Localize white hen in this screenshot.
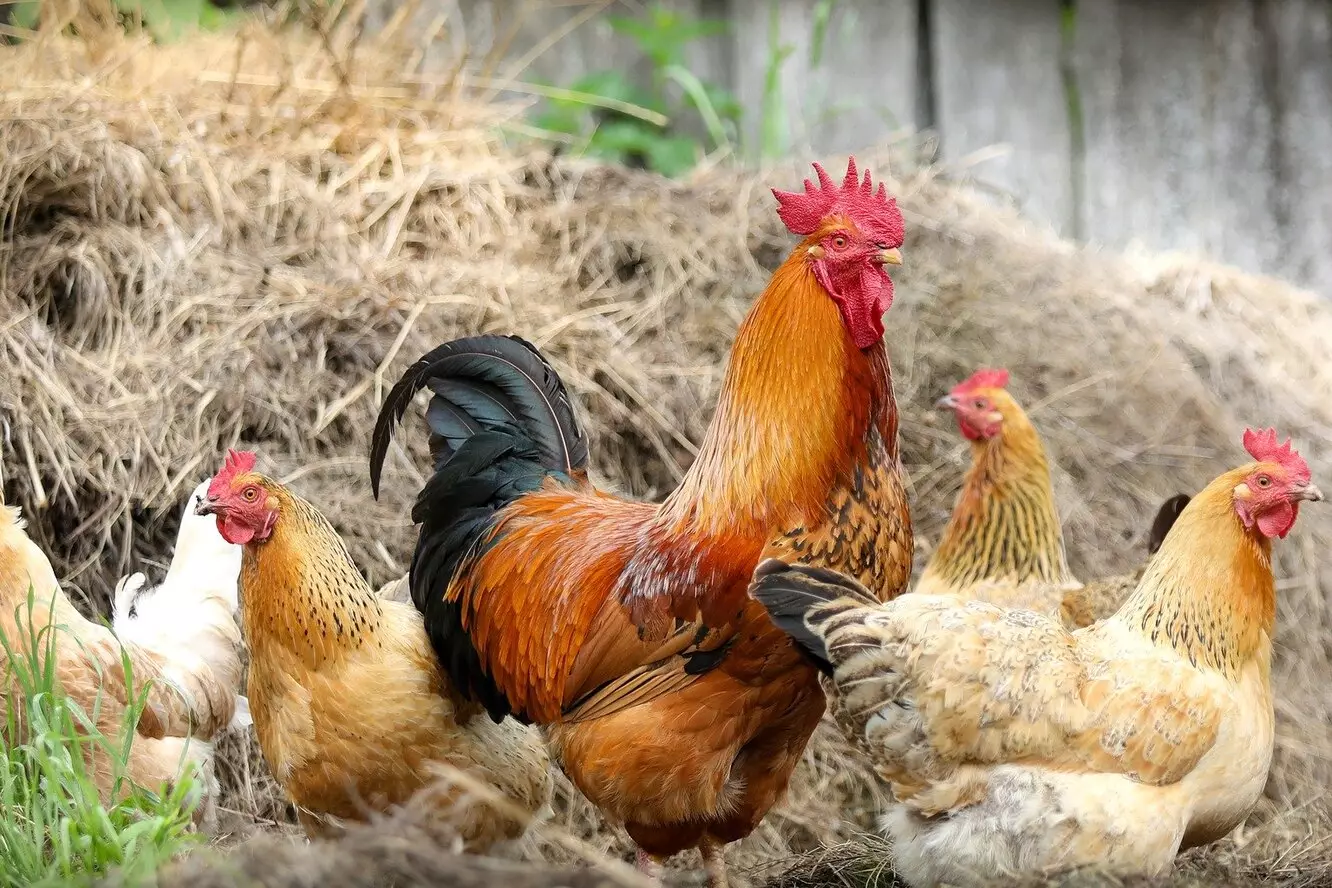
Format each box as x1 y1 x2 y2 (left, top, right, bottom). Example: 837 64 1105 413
0 490 240 828
112 478 250 830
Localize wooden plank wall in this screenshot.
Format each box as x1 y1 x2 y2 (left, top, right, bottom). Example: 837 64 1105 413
367 0 1332 295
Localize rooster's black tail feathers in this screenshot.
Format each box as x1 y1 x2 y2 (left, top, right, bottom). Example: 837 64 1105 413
369 334 587 499
368 334 589 724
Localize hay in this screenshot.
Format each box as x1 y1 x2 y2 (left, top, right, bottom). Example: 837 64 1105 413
766 804 1332 888
0 15 1329 888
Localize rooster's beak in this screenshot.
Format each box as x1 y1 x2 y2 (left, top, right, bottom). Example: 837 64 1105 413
195 497 220 517
934 394 958 411
1295 482 1325 503
876 247 903 267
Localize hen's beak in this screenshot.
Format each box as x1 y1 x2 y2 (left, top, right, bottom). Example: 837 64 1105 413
1294 482 1325 503
195 496 220 517
934 394 958 411
876 247 903 267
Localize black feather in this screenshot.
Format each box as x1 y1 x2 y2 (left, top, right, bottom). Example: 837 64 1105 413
682 638 735 676
369 334 587 498
747 559 878 677
1147 493 1191 556
368 335 591 725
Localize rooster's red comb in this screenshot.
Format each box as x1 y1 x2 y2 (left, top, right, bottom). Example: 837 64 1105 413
1243 428 1310 482
207 449 258 499
772 156 905 248
952 367 1011 396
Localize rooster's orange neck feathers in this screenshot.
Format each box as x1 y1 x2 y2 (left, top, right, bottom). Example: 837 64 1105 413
661 245 895 537
922 395 1072 590
1117 466 1276 677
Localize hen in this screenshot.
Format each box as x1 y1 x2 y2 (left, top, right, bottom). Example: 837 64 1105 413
197 450 553 848
109 478 250 830
113 478 250 733
917 368 1189 627
751 427 1322 887
369 157 914 886
0 492 239 821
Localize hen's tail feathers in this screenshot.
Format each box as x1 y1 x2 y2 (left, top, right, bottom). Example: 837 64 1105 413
1147 493 1191 556
748 559 879 676
367 335 589 724
111 572 149 629
368 334 588 499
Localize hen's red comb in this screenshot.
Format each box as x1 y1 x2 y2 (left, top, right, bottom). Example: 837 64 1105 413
952 367 1010 395
772 156 905 247
208 449 258 499
1243 428 1310 482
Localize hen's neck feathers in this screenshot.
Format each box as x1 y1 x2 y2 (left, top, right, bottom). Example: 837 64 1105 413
661 246 895 537
923 408 1073 590
240 482 383 669
163 520 242 606
1112 466 1275 677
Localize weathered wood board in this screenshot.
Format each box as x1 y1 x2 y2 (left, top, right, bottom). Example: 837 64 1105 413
361 0 1332 295
932 0 1073 233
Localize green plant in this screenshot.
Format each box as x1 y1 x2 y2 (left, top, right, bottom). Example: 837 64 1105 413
0 589 201 887
5 0 246 43
530 3 741 178
757 1 795 162
528 0 849 174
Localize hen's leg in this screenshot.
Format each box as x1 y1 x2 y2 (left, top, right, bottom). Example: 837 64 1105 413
635 848 665 881
699 837 728 888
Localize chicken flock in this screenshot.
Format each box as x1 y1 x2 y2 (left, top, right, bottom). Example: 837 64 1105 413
0 156 1322 888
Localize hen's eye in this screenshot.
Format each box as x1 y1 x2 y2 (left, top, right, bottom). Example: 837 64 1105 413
974 399 986 410
242 487 259 502
1256 475 1272 488
832 235 847 249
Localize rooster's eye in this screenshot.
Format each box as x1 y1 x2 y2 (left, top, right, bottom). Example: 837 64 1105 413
832 235 847 249
242 487 259 501
1256 475 1272 488
974 399 986 410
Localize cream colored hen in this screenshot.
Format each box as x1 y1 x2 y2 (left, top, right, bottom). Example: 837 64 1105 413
751 427 1322 887
0 491 241 822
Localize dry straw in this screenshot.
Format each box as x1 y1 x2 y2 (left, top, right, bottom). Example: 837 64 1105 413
0 6 1328 887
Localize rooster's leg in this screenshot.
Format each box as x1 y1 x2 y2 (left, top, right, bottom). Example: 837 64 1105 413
699 837 728 888
635 848 665 881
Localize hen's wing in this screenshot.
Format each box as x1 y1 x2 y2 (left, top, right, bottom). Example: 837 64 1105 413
750 561 1225 800
63 621 237 741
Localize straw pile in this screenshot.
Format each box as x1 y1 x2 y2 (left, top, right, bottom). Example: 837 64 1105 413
0 12 1329 888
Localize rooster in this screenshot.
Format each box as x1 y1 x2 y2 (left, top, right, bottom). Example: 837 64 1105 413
917 367 1189 627
751 427 1322 887
196 450 553 849
368 157 913 887
0 492 239 821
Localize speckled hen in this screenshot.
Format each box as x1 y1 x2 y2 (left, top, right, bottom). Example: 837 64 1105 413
917 367 1189 628
197 450 553 849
